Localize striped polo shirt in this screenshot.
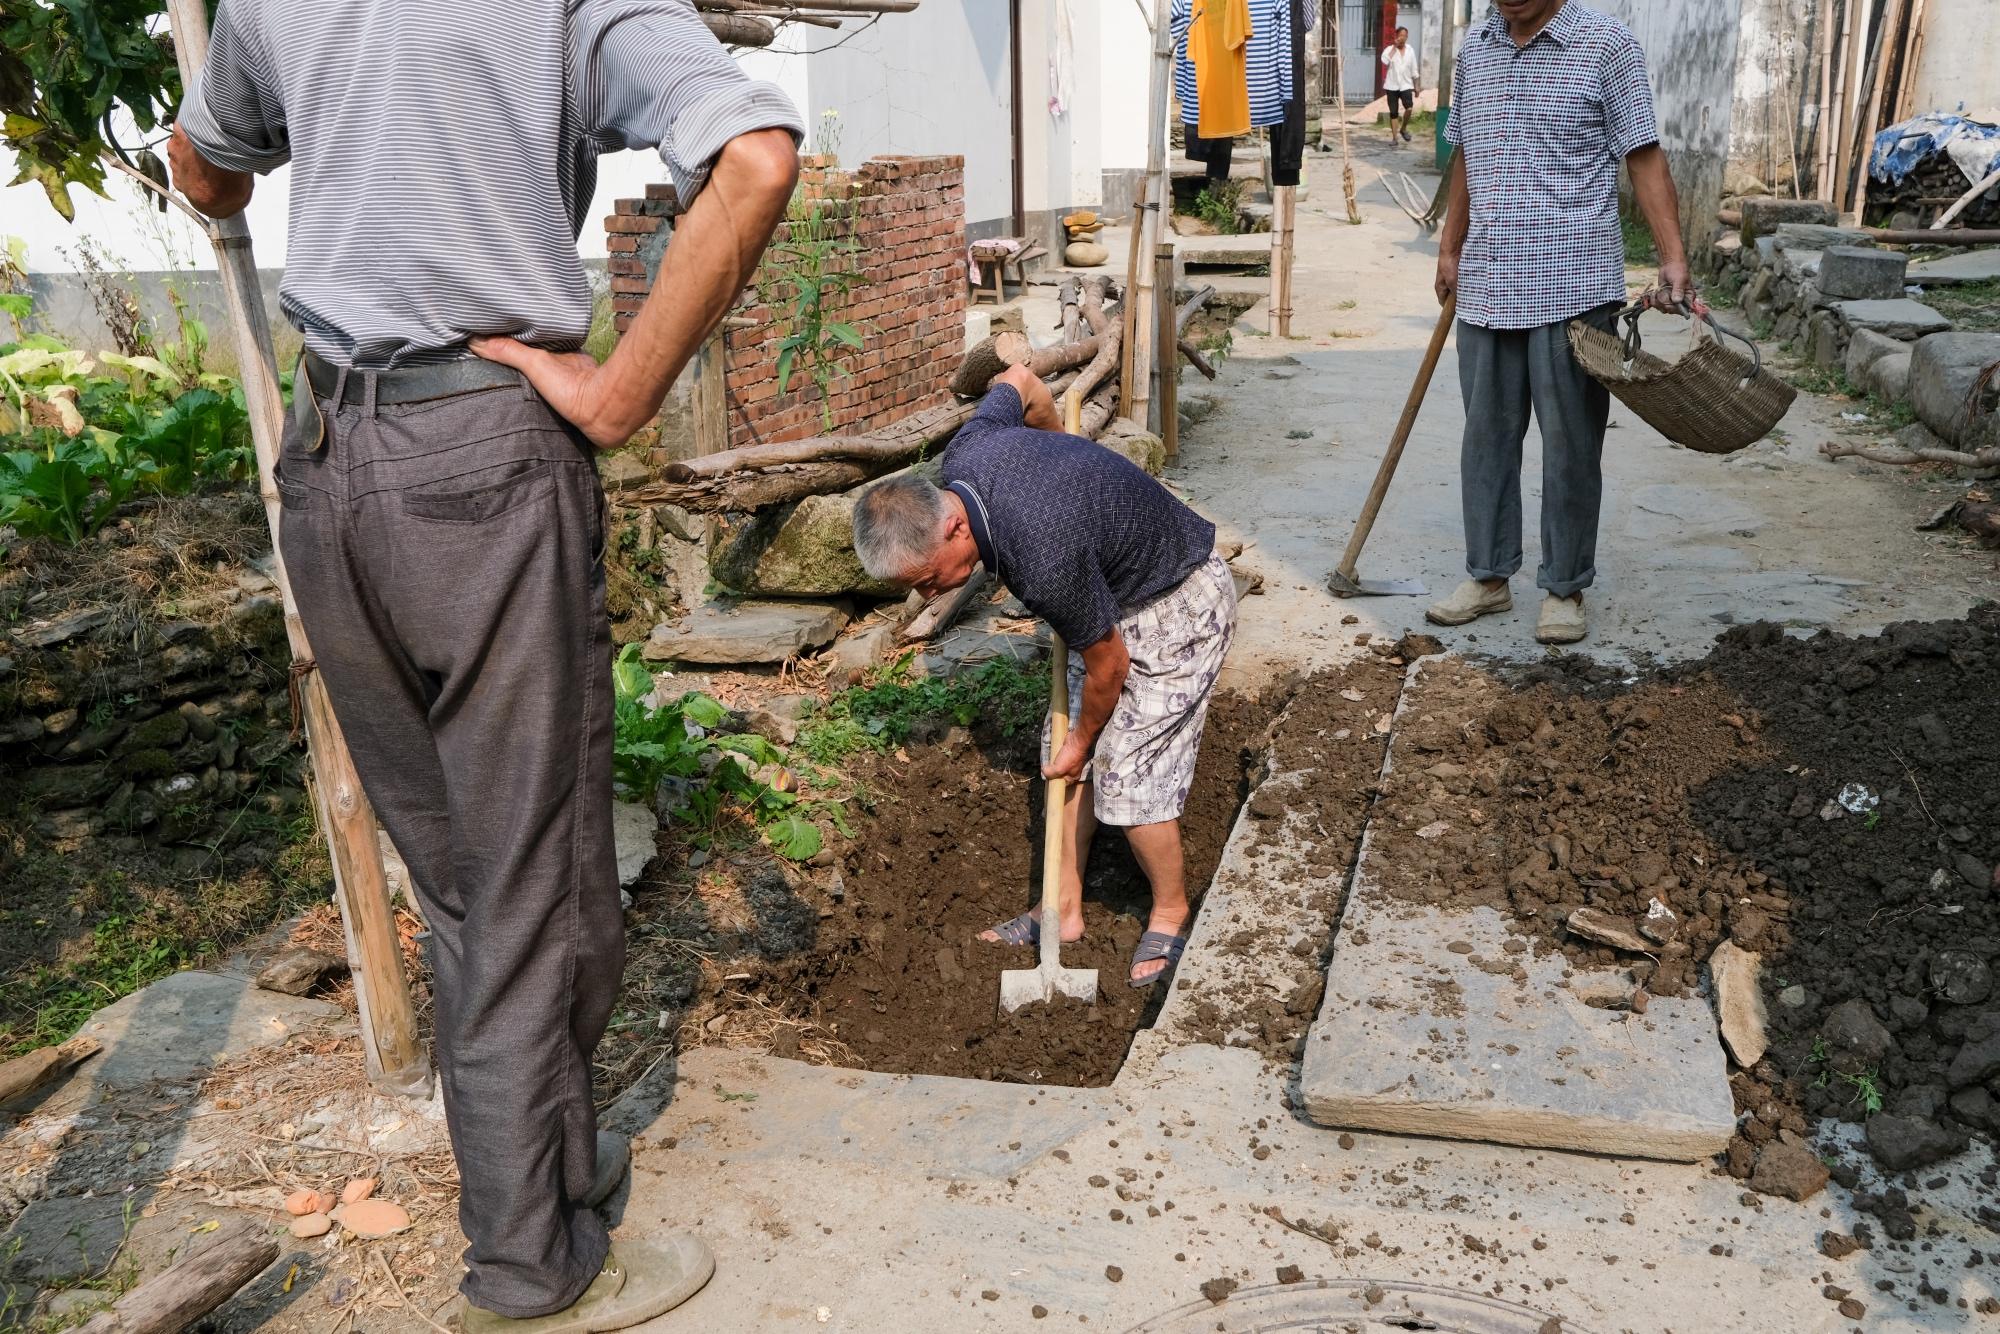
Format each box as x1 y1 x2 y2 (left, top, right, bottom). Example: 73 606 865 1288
1173 0 1317 132
1444 1 1658 330
177 0 803 369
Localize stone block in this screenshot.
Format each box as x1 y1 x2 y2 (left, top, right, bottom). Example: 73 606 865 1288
825 620 897 682
1739 196 1837 241
1817 246 1909 301
1907 248 2000 287
710 489 900 598
1807 309 1847 370
644 600 850 665
1830 298 1952 341
1753 235 1778 266
1772 222 1873 251
1909 331 2000 446
1865 351 1912 402
1099 422 1166 475
1844 327 1907 385
1776 248 1823 285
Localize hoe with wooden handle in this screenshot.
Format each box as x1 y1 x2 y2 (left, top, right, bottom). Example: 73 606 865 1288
1000 389 1101 1014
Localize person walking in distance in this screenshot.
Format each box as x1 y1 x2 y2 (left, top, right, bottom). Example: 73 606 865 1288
1427 0 1690 645
1381 26 1420 144
169 1 801 1326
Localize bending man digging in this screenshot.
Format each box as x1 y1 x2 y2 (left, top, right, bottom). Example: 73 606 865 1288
854 367 1237 989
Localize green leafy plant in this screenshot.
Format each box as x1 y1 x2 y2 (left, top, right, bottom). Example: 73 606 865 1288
1839 1069 1885 1115
611 646 833 861
123 384 253 491
0 0 185 219
796 653 1049 765
1188 180 1249 235
0 439 134 542
765 195 865 429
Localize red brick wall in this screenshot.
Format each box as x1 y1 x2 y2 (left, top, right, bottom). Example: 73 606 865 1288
607 154 967 451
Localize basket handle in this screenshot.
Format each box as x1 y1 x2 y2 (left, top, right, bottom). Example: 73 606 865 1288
1619 292 1766 380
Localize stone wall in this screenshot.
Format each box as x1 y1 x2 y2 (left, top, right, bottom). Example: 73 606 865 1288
608 155 968 453
0 572 306 859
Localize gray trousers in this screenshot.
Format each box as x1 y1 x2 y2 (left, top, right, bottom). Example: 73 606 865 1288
278 375 620 1318
1455 303 1618 596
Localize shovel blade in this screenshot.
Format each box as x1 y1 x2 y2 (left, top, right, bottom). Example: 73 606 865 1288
1326 569 1428 598
999 965 1101 1013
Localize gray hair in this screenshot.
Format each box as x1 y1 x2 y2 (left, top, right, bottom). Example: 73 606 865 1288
852 475 951 582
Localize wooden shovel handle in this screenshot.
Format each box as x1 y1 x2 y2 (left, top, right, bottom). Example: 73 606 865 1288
1039 388 1086 968
1333 293 1457 582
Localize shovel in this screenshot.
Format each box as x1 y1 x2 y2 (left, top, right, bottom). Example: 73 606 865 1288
999 628 1101 1013
1001 387 1101 1014
1325 292 1456 598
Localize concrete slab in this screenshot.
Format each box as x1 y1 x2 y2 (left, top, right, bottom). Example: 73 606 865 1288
1298 661 1735 1162
1829 297 1952 340
1907 247 2000 286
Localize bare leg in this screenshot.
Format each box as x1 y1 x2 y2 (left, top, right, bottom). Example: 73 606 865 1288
1124 819 1189 983
981 780 1096 944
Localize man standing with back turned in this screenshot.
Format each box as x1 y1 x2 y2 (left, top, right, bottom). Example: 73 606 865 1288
1427 0 1689 645
169 2 801 1327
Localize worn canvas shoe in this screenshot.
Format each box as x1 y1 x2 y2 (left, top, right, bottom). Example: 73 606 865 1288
1424 579 1512 626
458 1237 714 1334
1536 594 1587 645
584 1131 630 1209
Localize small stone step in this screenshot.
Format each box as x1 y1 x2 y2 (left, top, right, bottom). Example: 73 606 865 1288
645 600 849 665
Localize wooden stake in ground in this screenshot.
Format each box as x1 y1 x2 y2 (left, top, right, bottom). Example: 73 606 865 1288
75 1219 278 1334
1155 242 1180 462
1326 3 1363 225
1124 0 1175 430
1268 184 1296 336
163 0 429 1098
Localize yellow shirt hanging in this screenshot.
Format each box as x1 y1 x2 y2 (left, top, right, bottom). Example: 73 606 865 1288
1190 0 1252 140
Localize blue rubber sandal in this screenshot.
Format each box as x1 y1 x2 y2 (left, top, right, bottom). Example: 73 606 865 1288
1129 929 1188 989
980 911 1040 946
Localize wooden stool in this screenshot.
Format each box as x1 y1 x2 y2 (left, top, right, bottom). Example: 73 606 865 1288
969 238 1048 304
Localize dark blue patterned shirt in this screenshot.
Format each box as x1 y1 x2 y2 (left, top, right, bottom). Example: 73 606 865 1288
940 387 1216 649
1444 2 1659 329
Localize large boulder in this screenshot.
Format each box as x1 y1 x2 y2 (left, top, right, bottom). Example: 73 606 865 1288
1816 246 1908 301
1739 196 1837 242
1909 332 2000 448
1865 351 1912 402
709 489 901 598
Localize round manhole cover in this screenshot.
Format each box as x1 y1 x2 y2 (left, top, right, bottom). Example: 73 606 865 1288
1127 1279 1585 1334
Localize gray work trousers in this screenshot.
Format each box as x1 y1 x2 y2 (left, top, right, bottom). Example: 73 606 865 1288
277 374 620 1319
1455 303 1618 596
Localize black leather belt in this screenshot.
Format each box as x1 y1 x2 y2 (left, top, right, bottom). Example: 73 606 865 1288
302 350 523 406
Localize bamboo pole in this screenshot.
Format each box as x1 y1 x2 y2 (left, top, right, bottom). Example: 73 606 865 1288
1155 242 1179 462
1831 0 1873 218
1849 0 1907 223
164 0 431 1098
1823 0 1854 203
1327 0 1362 223
1897 0 1928 123
1268 185 1296 336
691 326 729 457
1124 0 1175 432
1812 0 1836 199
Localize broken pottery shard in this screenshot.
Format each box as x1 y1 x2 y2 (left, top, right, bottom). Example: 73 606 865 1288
1708 941 1769 1069
1566 907 1652 953
340 1177 378 1205
283 1189 320 1217
289 1211 333 1239
334 1199 412 1239
1639 897 1680 944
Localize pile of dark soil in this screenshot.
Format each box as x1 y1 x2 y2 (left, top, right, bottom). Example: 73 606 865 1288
790 690 1279 1085
1693 614 2000 1186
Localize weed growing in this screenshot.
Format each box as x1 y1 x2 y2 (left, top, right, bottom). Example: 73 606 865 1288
796 653 1049 766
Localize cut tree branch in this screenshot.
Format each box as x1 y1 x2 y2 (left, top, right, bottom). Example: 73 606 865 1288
1822 439 2000 469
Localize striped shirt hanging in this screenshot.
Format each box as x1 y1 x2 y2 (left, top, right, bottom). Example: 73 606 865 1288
177 0 803 369
1174 0 1315 132
1444 2 1659 330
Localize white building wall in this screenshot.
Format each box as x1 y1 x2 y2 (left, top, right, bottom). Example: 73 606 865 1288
1907 0 2000 119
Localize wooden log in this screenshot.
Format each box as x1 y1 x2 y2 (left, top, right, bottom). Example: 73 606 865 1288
0 1036 100 1109
701 12 777 44
664 399 976 480
1175 284 1216 338
1177 338 1217 380
1126 0 1174 429
692 327 729 458
1925 499 2000 545
163 0 430 1100
1269 185 1296 337
1067 279 1125 404
75 1219 278 1334
629 461 879 513
1863 227 2000 244
1823 439 2000 469
1850 0 1908 221
900 566 992 642
950 329 1106 397
1057 275 1083 345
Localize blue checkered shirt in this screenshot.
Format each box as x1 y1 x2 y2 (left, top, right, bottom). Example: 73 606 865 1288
1444 2 1659 330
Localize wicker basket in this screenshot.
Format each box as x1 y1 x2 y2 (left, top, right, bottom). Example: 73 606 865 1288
1568 304 1797 455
